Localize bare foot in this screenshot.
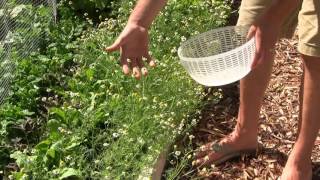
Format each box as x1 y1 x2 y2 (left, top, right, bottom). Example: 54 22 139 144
280 151 312 180
193 129 258 167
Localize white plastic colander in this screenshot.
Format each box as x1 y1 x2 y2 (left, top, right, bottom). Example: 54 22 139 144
178 26 255 86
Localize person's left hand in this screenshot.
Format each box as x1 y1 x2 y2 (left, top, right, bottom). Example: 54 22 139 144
247 17 282 69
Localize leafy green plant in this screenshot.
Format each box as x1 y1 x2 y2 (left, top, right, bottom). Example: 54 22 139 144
67 0 114 22
1 0 231 179
70 0 110 10
0 1 85 178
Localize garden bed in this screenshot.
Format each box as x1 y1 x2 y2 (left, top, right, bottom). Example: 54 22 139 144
0 0 232 179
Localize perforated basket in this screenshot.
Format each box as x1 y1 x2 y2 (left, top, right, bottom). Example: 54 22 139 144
178 26 255 86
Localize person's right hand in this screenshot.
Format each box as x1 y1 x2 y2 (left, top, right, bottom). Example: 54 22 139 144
105 23 156 79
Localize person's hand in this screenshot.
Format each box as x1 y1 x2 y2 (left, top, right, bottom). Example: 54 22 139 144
105 23 156 79
247 17 281 69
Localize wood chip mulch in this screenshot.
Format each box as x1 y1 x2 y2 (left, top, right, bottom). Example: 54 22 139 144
179 37 320 179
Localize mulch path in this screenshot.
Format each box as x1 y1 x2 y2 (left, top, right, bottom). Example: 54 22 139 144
186 37 320 179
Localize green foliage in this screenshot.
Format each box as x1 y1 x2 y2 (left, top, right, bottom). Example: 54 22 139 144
1 0 231 179
0 1 85 178
70 0 110 10
67 0 114 22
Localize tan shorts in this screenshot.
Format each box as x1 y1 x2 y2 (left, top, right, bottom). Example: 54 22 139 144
237 0 320 57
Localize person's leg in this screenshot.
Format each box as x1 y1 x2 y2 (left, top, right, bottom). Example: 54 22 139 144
281 1 320 178
297 70 304 136
281 55 320 180
231 0 300 149
193 0 300 167
193 0 274 166
193 56 274 167
233 51 274 142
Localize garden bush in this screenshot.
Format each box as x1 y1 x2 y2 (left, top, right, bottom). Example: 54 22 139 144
1 0 231 179
68 0 114 23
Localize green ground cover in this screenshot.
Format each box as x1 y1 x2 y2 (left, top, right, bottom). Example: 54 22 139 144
0 0 231 179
